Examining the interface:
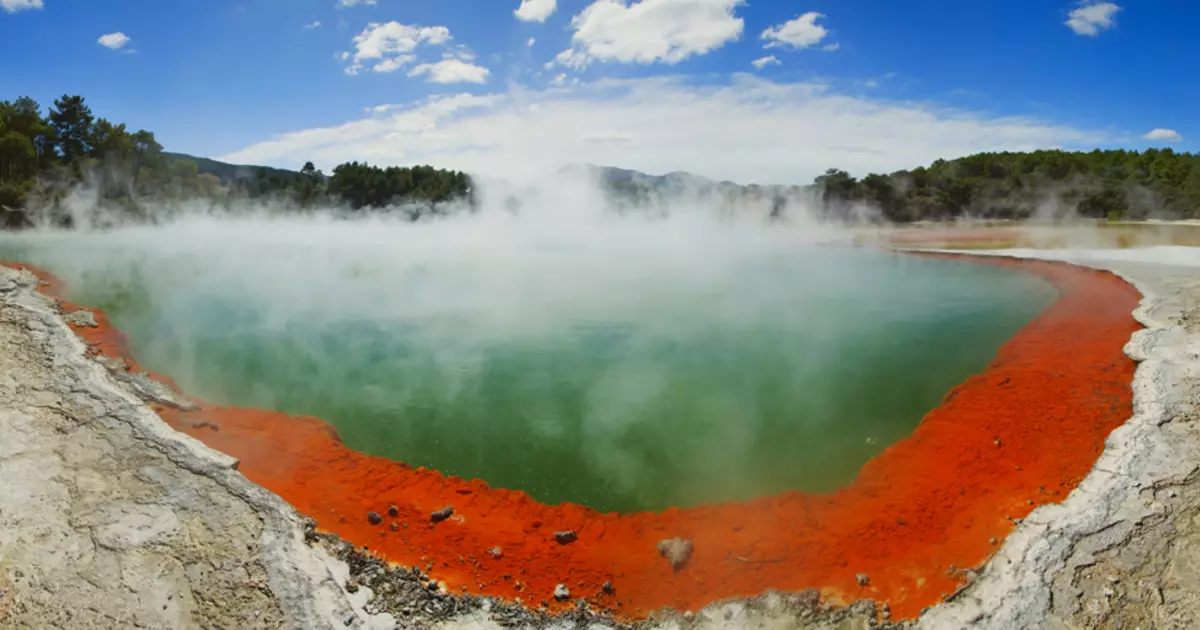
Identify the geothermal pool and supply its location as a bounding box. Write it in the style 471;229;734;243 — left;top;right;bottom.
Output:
0;218;1057;513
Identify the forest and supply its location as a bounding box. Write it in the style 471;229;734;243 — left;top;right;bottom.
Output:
0;95;472;227
2;93;1199;227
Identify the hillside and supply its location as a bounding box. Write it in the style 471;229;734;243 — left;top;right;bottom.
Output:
161;152;302;184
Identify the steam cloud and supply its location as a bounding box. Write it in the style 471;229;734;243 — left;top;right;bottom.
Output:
0;173;1055;511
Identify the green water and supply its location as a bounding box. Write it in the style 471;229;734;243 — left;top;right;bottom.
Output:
0;223;1057;513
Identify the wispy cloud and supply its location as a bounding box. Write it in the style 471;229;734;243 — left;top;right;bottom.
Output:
1;0;42;13
218;75;1110;185
336;0;377;7
751;55;780;70
762;12;830;50
409;57;490;84
303;21;322;31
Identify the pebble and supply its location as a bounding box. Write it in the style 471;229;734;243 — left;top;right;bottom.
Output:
657;537;693;572
430;506;454;523
389;522;399;532
554;584;570;601
602;581;614;595
367;512;383;526
856;573;870;587
554;530;578;545
489;546;503;559
388;505;399;517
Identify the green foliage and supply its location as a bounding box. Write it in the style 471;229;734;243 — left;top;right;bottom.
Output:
813;148;1200;222
328;162;472;210
0;93;474;225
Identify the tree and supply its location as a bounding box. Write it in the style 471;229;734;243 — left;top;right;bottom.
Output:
0;130;36;179
130;129;163;188
49;95;95;164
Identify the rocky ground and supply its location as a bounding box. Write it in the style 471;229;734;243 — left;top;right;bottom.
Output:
0;253;1197;629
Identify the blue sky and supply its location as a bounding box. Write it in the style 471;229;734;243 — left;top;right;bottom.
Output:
0;0;1193;183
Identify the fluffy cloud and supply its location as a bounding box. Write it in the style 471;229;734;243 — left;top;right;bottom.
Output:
218;75;1109;185
1;0;42;13
1065;2;1121;36
553;0;745;69
751;55;780;70
762;12;828;50
1142;128;1182;142
342;21;452;75
372;55;415;73
98;32;131;50
515;0;557;23
409;58;491;84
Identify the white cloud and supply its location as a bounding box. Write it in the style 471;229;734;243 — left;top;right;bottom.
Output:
337;0;377;7
1065;2;1120;36
551;73;580;86
1143;128;1182;143
343;21;452;75
822;42;839;52
527;37;536;47
98;32;131;50
750;55;780;70
409;58;491;84
515;0;557;23
373;55;415;73
553;0;745;69
218;75;1110;185
304;21;323;30
762;12;828;50
1;0;42;13
366;104;396;114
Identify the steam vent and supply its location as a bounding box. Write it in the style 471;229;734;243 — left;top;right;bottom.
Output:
1;251;1141;624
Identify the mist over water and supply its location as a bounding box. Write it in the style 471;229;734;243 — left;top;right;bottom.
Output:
0;182;1058;512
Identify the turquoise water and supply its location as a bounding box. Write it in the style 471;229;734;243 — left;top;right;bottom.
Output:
0;219;1057;513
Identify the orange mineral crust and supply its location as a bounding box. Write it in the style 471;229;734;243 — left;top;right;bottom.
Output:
5;255;1141;621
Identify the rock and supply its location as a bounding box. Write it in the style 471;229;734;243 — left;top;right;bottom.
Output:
64;309;99;328
367;512;383;526
389;522;399;532
856;573;870;587
489;546;503;559
430;506;454;523
554;530;578;545
657;537;693;572
602;580;614;595
388;505;399;517
553;584;570;602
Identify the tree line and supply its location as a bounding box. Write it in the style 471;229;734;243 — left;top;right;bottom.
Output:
813;148;1200;222
0;94;473;227
4;93;1199;227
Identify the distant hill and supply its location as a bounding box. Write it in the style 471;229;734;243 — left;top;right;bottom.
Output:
161;152;302;184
